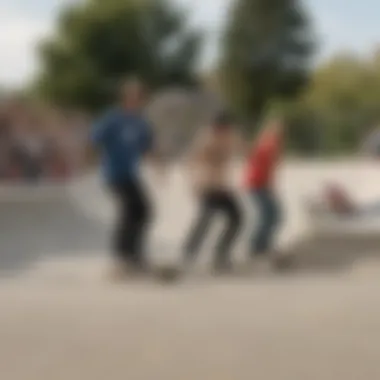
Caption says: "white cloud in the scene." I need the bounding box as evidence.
[0,26,52,87]
[0,5,53,88]
[0,0,78,89]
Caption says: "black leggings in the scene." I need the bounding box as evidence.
[110,179,152,265]
[184,190,242,265]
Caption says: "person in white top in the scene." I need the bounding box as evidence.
[182,111,244,272]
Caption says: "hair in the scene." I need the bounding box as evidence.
[211,111,235,130]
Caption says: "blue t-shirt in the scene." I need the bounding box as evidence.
[91,108,153,183]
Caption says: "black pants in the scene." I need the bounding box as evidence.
[184,190,242,266]
[110,178,152,265]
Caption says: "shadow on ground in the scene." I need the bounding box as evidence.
[282,231,380,275]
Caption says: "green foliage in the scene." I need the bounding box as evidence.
[219,0,315,125]
[35,0,201,111]
[282,51,380,155]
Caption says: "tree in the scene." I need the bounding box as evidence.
[219,0,315,126]
[281,50,380,155]
[35,0,201,111]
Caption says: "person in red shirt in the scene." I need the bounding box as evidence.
[244,118,283,265]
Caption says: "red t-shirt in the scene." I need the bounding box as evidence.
[244,131,281,189]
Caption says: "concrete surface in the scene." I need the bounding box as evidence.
[1,160,380,380]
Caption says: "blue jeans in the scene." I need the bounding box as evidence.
[250,188,281,255]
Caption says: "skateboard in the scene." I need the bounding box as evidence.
[111,264,183,284]
[152,265,182,283]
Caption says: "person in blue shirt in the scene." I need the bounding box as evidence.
[91,78,159,278]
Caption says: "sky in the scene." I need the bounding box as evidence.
[0,0,379,88]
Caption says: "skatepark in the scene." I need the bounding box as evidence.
[1,160,380,379]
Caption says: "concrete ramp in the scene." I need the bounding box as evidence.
[2,161,380,280]
[0,185,109,276]
[1,162,380,380]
